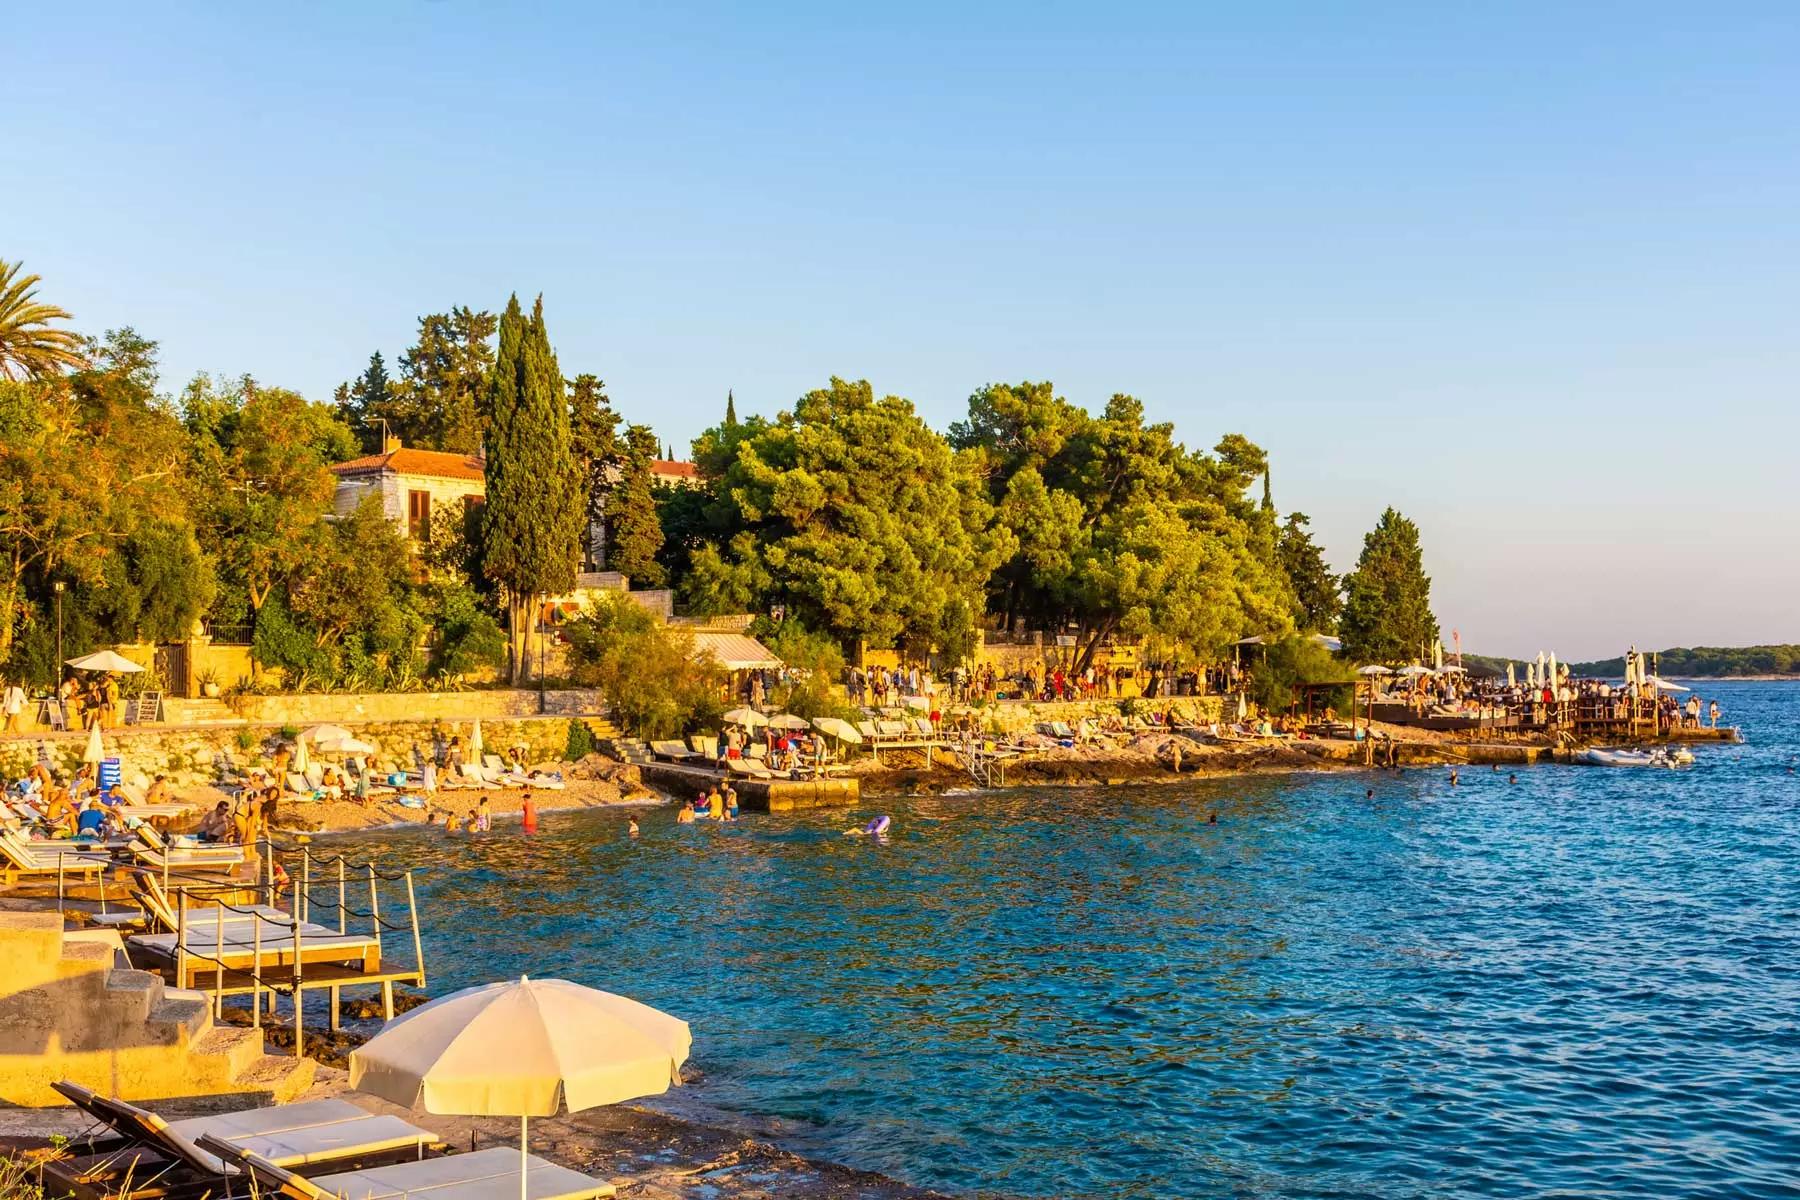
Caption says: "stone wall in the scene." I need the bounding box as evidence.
[952,695,1224,735]
[0,714,594,788]
[228,688,603,724]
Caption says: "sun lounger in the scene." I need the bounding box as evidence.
[127,825,247,869]
[726,758,773,779]
[287,771,317,797]
[912,718,936,738]
[47,1084,439,1199]
[199,1136,610,1200]
[688,735,719,758]
[129,912,381,981]
[745,742,767,760]
[0,828,111,880]
[855,720,882,742]
[649,740,694,761]
[876,720,909,739]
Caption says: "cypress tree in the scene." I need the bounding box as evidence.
[605,424,667,587]
[481,294,582,680]
[725,389,738,426]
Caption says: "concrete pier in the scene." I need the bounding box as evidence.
[639,761,859,811]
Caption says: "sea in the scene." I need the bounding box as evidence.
[327,680,1800,1199]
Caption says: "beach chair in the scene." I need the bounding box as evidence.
[46,1084,440,1200]
[125,824,247,869]
[726,757,774,780]
[912,718,936,738]
[0,828,111,883]
[876,720,909,740]
[745,742,767,760]
[855,720,881,742]
[649,740,695,762]
[198,1134,610,1200]
[688,734,718,759]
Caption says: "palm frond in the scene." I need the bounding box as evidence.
[0,258,90,380]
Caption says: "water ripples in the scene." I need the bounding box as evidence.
[330,681,1800,1199]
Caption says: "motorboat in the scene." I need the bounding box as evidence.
[1573,747,1685,768]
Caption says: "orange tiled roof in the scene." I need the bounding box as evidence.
[651,459,698,478]
[330,447,486,482]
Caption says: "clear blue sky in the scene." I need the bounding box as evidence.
[9,2,1798,660]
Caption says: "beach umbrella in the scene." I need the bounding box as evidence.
[1432,641,1443,671]
[314,735,377,756]
[65,650,145,673]
[1548,651,1558,685]
[303,724,355,745]
[768,713,811,730]
[812,716,863,744]
[293,733,310,775]
[350,976,690,1200]
[721,707,767,728]
[1356,665,1393,676]
[82,723,104,764]
[470,719,484,760]
[1535,651,1546,686]
[1398,665,1433,676]
[1437,664,1467,674]
[1506,662,1516,687]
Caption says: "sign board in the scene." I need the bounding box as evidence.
[1055,635,1077,647]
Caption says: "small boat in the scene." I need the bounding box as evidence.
[1574,747,1683,768]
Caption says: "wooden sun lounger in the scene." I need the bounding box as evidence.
[48,1084,439,1200]
[199,1136,611,1200]
[0,829,111,881]
[725,757,774,779]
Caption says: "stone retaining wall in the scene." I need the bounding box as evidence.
[1,715,594,789]
[952,695,1223,735]
[228,688,603,724]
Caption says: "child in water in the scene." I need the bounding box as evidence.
[675,803,696,825]
[628,815,640,837]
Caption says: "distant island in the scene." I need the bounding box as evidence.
[1567,645,1800,679]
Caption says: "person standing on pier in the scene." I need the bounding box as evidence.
[1709,700,1720,728]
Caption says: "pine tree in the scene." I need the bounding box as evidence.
[481,294,582,680]
[334,352,393,452]
[605,424,667,587]
[724,389,738,426]
[1338,507,1438,664]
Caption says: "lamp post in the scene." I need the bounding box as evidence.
[53,582,65,687]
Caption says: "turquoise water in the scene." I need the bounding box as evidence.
[330,681,1800,1199]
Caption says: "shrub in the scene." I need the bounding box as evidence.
[278,724,300,741]
[562,594,724,740]
[563,719,595,761]
[1248,635,1352,716]
[235,729,258,751]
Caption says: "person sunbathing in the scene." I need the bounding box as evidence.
[42,788,77,833]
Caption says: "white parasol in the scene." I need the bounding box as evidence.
[812,716,863,743]
[303,724,355,745]
[1398,665,1433,676]
[1506,662,1516,687]
[66,650,145,673]
[292,733,310,775]
[722,707,767,728]
[767,713,812,731]
[82,723,105,764]
[1356,665,1393,675]
[470,719,484,760]
[350,976,689,1200]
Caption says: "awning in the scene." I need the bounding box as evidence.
[689,632,783,672]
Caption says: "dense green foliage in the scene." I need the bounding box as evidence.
[1569,645,1800,678]
[1248,634,1354,715]
[561,593,724,737]
[604,424,666,587]
[481,295,582,679]
[1277,513,1341,633]
[2,262,1476,693]
[1338,508,1439,664]
[679,378,1004,659]
[336,308,497,453]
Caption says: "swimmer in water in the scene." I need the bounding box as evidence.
[1207,811,1218,825]
[1509,774,1518,784]
[1365,788,1374,800]
[1449,769,1459,786]
[845,815,891,836]
[628,815,640,837]
[675,803,696,825]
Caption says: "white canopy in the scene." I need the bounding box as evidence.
[767,713,811,731]
[721,707,767,728]
[66,650,145,673]
[314,736,377,756]
[1398,665,1434,676]
[304,724,355,745]
[1646,676,1690,692]
[1356,665,1393,675]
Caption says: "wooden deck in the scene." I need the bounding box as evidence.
[638,761,859,811]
